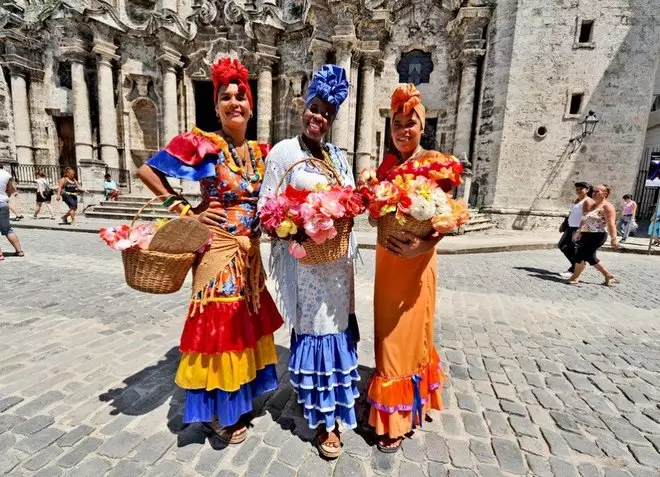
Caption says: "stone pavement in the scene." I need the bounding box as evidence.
[9,215,660,256]
[1,229,660,476]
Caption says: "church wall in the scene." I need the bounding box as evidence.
[479,0,660,227]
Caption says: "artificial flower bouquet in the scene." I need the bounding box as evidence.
[99,211,212,294]
[358,151,470,247]
[260,184,367,264]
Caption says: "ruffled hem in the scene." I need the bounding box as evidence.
[146,149,217,181]
[288,329,358,376]
[289,330,359,431]
[182,364,278,426]
[366,348,446,410]
[180,290,283,354]
[175,334,278,392]
[368,389,443,438]
[303,405,358,432]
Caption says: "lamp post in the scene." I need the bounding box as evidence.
[580,110,599,137]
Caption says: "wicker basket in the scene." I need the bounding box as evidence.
[121,196,210,294]
[299,217,352,265]
[275,158,353,265]
[376,212,434,248]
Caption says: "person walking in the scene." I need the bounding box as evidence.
[616,194,637,242]
[568,184,619,286]
[366,85,446,453]
[0,164,24,260]
[138,57,282,445]
[56,167,86,225]
[259,65,358,459]
[34,171,56,219]
[559,182,590,278]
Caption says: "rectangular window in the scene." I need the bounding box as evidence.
[578,20,594,43]
[569,93,584,115]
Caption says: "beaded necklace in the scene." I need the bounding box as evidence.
[225,137,260,192]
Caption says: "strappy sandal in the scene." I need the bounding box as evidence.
[0,253,4,261]
[377,436,403,454]
[316,428,342,459]
[15,250,24,257]
[603,275,617,286]
[208,421,248,445]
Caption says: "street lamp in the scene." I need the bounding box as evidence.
[580,110,599,137]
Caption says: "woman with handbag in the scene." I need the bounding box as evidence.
[258,65,358,459]
[366,85,448,453]
[34,171,56,219]
[558,182,591,278]
[56,167,86,225]
[137,57,283,445]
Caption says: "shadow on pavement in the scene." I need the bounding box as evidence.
[513,266,560,275]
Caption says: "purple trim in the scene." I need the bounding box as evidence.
[367,397,427,413]
[429,382,442,392]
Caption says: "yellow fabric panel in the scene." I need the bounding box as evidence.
[175,334,278,392]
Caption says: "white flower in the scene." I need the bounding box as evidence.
[409,194,437,221]
[431,188,448,206]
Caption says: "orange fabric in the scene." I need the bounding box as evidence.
[367,244,445,438]
[390,84,426,125]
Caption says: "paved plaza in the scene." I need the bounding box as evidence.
[1,229,660,477]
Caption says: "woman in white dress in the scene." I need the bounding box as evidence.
[258,65,358,459]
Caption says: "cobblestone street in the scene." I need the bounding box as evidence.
[1,229,660,477]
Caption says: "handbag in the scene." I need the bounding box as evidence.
[559,216,569,233]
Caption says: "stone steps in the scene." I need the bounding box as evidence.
[86,198,496,233]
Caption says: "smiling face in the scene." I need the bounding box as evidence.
[592,184,611,202]
[391,110,423,156]
[215,82,251,130]
[302,98,336,143]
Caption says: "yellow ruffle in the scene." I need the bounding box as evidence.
[175,334,278,392]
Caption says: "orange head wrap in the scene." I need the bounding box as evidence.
[390,83,426,126]
[211,57,254,108]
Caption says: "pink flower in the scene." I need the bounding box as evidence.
[304,213,337,244]
[288,241,308,259]
[319,190,346,218]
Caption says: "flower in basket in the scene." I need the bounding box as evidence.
[260,184,367,259]
[99,220,168,251]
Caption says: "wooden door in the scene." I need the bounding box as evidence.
[56,117,76,169]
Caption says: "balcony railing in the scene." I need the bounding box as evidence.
[3,163,83,187]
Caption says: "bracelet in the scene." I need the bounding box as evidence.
[180,204,192,217]
[167,200,185,212]
[162,195,183,208]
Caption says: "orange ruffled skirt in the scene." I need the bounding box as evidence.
[367,245,446,438]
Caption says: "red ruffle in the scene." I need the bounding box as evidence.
[179,290,283,355]
[165,132,218,167]
[258,143,271,158]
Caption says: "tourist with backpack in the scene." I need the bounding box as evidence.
[34,171,56,219]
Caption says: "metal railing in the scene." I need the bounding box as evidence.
[3,163,83,187]
[105,167,132,194]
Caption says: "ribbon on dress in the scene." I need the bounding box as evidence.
[411,373,423,430]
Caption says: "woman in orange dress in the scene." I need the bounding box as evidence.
[367,84,447,452]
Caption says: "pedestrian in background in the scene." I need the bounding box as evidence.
[558,181,590,278]
[56,167,86,225]
[34,171,56,219]
[0,164,24,260]
[616,194,637,242]
[568,184,619,286]
[103,173,120,201]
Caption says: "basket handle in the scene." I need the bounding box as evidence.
[275,157,343,195]
[130,194,177,230]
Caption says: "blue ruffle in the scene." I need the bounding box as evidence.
[146,149,217,181]
[182,365,278,426]
[289,330,359,431]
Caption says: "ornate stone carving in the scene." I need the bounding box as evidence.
[190,0,218,25]
[224,0,244,24]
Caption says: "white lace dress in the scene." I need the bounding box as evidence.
[258,137,359,430]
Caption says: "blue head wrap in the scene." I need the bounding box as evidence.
[305,64,349,112]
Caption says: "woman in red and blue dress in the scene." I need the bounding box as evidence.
[137,58,282,445]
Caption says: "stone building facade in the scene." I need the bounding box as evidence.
[0,0,659,227]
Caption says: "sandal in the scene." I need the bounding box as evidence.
[316,428,342,459]
[0,253,4,261]
[207,421,248,445]
[603,275,617,286]
[377,436,403,454]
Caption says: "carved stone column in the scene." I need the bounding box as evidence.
[309,39,332,73]
[355,54,378,173]
[93,39,120,169]
[454,49,484,203]
[330,29,356,153]
[158,46,183,144]
[6,65,32,164]
[62,39,94,163]
[256,49,277,144]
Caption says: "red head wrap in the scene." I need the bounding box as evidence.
[211,57,253,108]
